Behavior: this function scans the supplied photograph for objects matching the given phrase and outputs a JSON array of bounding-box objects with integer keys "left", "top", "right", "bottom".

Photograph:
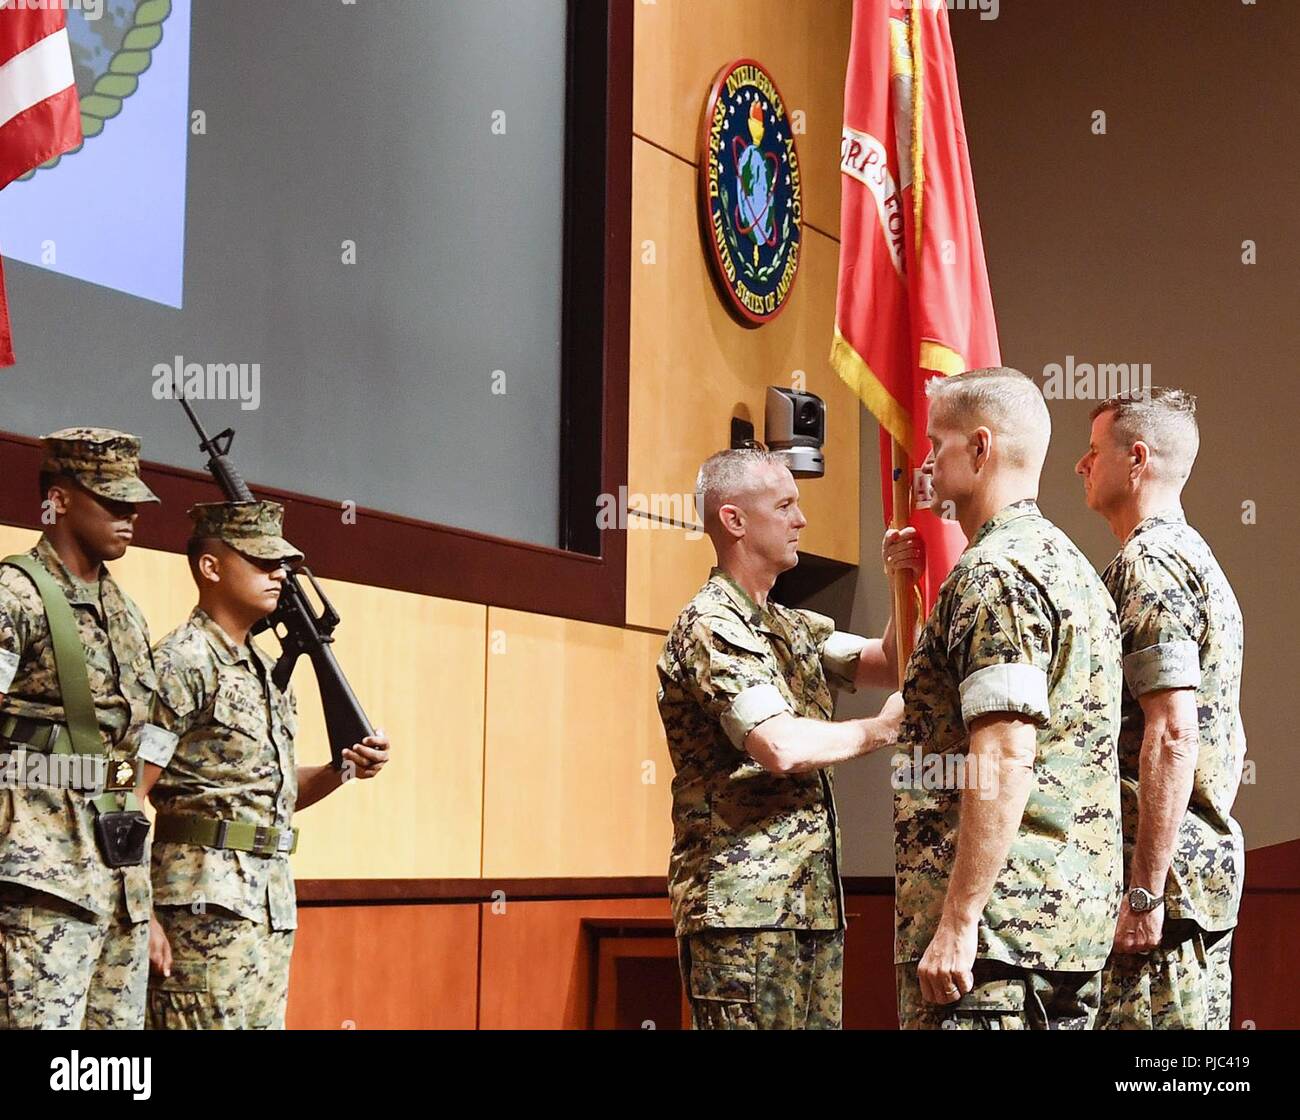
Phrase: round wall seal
[
  {"left": 699, "top": 58, "right": 803, "bottom": 327},
  {"left": 21, "top": 0, "right": 173, "bottom": 181}
]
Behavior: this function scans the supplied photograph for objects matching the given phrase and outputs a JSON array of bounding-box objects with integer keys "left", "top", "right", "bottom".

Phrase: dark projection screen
[{"left": 0, "top": 0, "right": 567, "bottom": 549}]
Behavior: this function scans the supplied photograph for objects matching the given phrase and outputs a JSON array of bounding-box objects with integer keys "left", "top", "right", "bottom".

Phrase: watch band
[{"left": 1129, "top": 886, "right": 1165, "bottom": 912}]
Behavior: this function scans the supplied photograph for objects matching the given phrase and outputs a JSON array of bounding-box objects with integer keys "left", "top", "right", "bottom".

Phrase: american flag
[{"left": 0, "top": 1, "right": 82, "bottom": 366}]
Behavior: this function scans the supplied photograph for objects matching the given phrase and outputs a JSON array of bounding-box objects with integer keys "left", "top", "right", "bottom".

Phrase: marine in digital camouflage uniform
[
  {"left": 658, "top": 449, "right": 904, "bottom": 1030},
  {"left": 895, "top": 499, "right": 1124, "bottom": 1029},
  {"left": 0, "top": 429, "right": 173, "bottom": 1029},
  {"left": 140, "top": 501, "right": 389, "bottom": 1029},
  {"left": 659, "top": 570, "right": 850, "bottom": 1028},
  {"left": 892, "top": 369, "right": 1124, "bottom": 1031},
  {"left": 1077, "top": 391, "right": 1245, "bottom": 1031}
]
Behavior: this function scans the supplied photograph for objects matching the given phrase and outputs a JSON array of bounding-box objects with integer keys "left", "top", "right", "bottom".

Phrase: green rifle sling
[{"left": 1, "top": 554, "right": 105, "bottom": 758}]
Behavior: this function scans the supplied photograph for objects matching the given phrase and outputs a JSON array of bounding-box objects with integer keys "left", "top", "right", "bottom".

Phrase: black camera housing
[{"left": 765, "top": 387, "right": 826, "bottom": 477}]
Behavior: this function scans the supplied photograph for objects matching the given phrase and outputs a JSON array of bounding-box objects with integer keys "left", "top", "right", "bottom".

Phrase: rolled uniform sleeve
[
  {"left": 1115, "top": 559, "right": 1202, "bottom": 697},
  {"left": 145, "top": 647, "right": 203, "bottom": 766},
  {"left": 0, "top": 630, "right": 19, "bottom": 694},
  {"left": 685, "top": 616, "right": 791, "bottom": 750},
  {"left": 947, "top": 567, "right": 1053, "bottom": 728},
  {"left": 821, "top": 632, "right": 870, "bottom": 692},
  {"left": 135, "top": 722, "right": 179, "bottom": 768},
  {"left": 795, "top": 607, "right": 868, "bottom": 693},
  {"left": 0, "top": 586, "right": 31, "bottom": 694}
]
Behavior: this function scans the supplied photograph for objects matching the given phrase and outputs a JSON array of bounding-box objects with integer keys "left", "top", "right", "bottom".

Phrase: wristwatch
[{"left": 1128, "top": 886, "right": 1165, "bottom": 913}]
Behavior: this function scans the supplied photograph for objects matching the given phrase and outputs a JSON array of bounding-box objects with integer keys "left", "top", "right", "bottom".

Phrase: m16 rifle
[{"left": 179, "top": 397, "right": 373, "bottom": 769}]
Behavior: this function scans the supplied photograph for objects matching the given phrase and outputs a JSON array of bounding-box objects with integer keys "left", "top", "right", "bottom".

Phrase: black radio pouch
[{"left": 93, "top": 809, "right": 151, "bottom": 868}]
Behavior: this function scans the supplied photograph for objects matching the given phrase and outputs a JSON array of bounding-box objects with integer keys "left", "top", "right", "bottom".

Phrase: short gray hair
[
  {"left": 695, "top": 448, "right": 789, "bottom": 529},
  {"left": 1091, "top": 386, "right": 1199, "bottom": 484},
  {"left": 925, "top": 366, "right": 1051, "bottom": 469}
]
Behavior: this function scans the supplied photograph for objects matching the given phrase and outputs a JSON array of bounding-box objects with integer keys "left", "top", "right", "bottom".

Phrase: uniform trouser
[
  {"left": 1097, "top": 920, "right": 1234, "bottom": 1030},
  {"left": 147, "top": 904, "right": 294, "bottom": 1030},
  {"left": 896, "top": 959, "right": 1102, "bottom": 1030},
  {"left": 677, "top": 927, "right": 844, "bottom": 1029},
  {"left": 0, "top": 882, "right": 148, "bottom": 1029}
]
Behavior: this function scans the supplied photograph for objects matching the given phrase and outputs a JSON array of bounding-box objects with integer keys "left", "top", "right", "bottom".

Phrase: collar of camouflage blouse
[
  {"left": 1123, "top": 506, "right": 1187, "bottom": 544},
  {"left": 35, "top": 536, "right": 108, "bottom": 608},
  {"left": 708, "top": 567, "right": 784, "bottom": 637},
  {"left": 190, "top": 605, "right": 275, "bottom": 676},
  {"left": 966, "top": 498, "right": 1041, "bottom": 550}
]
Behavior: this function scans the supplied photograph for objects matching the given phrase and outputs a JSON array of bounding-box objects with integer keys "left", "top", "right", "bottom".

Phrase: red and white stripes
[{"left": 0, "top": 3, "right": 81, "bottom": 190}]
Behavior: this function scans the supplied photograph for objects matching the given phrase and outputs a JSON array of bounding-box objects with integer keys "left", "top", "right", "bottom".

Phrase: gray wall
[
  {"left": 825, "top": 0, "right": 1300, "bottom": 875},
  {"left": 2, "top": 0, "right": 568, "bottom": 548}
]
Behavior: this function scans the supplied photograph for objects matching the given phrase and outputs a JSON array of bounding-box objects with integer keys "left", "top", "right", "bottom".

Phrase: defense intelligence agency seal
[{"left": 699, "top": 59, "right": 803, "bottom": 326}]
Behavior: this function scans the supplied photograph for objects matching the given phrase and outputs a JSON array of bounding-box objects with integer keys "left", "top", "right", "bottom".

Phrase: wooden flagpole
[{"left": 890, "top": 437, "right": 917, "bottom": 689}]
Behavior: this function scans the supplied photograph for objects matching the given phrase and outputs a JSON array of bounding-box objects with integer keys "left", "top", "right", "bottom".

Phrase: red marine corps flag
[
  {"left": 830, "top": 0, "right": 999, "bottom": 673},
  {"left": 0, "top": 1, "right": 82, "bottom": 367}
]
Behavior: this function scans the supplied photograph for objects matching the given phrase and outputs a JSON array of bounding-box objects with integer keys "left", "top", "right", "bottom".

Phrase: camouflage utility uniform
[
  {"left": 895, "top": 500, "right": 1124, "bottom": 1030},
  {"left": 657, "top": 568, "right": 868, "bottom": 1029},
  {"left": 0, "top": 429, "right": 172, "bottom": 1029},
  {"left": 147, "top": 502, "right": 303, "bottom": 1030},
  {"left": 1097, "top": 511, "right": 1244, "bottom": 1030}
]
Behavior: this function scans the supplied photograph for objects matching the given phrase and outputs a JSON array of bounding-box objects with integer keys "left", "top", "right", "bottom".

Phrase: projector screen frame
[{"left": 0, "top": 0, "right": 632, "bottom": 628}]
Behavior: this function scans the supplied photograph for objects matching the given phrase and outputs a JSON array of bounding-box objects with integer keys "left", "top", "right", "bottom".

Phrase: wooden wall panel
[
  {"left": 476, "top": 890, "right": 896, "bottom": 1030},
  {"left": 286, "top": 902, "right": 479, "bottom": 1029},
  {"left": 625, "top": 518, "right": 713, "bottom": 632},
  {"left": 633, "top": 0, "right": 852, "bottom": 235},
  {"left": 481, "top": 607, "right": 674, "bottom": 877},
  {"left": 285, "top": 578, "right": 486, "bottom": 879},
  {"left": 1233, "top": 892, "right": 1300, "bottom": 1030},
  {"left": 478, "top": 896, "right": 672, "bottom": 1029},
  {"left": 1231, "top": 839, "right": 1300, "bottom": 1030},
  {"left": 844, "top": 891, "right": 897, "bottom": 1029},
  {"left": 628, "top": 139, "right": 859, "bottom": 566}
]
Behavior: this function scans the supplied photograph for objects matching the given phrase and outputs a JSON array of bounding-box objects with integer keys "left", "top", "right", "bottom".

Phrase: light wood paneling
[
  {"left": 284, "top": 576, "right": 486, "bottom": 879},
  {"left": 287, "top": 902, "right": 479, "bottom": 1029},
  {"left": 481, "top": 607, "right": 673, "bottom": 878},
  {"left": 633, "top": 0, "right": 852, "bottom": 235},
  {"left": 0, "top": 526, "right": 487, "bottom": 880},
  {"left": 625, "top": 516, "right": 713, "bottom": 632},
  {"left": 478, "top": 896, "right": 672, "bottom": 1030},
  {"left": 628, "top": 138, "right": 859, "bottom": 566}
]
